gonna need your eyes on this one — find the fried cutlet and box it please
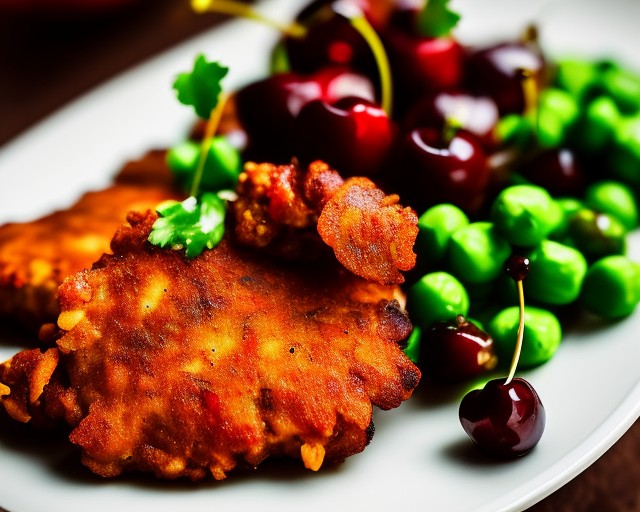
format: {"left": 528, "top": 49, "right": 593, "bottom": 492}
{"left": 0, "top": 150, "right": 181, "bottom": 330}
{"left": 0, "top": 211, "right": 419, "bottom": 479}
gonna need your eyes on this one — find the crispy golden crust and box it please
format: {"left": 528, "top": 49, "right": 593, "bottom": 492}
{"left": 230, "top": 160, "right": 418, "bottom": 285}
{"left": 1, "top": 212, "right": 419, "bottom": 480}
{"left": 317, "top": 177, "right": 419, "bottom": 286}
{"left": 0, "top": 151, "right": 181, "bottom": 329}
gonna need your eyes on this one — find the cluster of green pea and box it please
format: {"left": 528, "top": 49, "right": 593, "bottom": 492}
{"left": 499, "top": 57, "right": 640, "bottom": 167}
{"left": 406, "top": 180, "right": 640, "bottom": 372}
{"left": 404, "top": 57, "right": 640, "bottom": 373}
{"left": 556, "top": 58, "right": 640, "bottom": 184}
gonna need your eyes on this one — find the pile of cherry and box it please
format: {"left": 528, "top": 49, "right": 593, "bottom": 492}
{"left": 188, "top": 0, "right": 640, "bottom": 457}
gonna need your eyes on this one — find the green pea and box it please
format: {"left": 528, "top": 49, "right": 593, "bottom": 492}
{"left": 403, "top": 327, "right": 421, "bottom": 364}
{"left": 600, "top": 65, "right": 640, "bottom": 114}
{"left": 495, "top": 114, "right": 534, "bottom": 149}
{"left": 488, "top": 306, "right": 562, "bottom": 369}
{"left": 581, "top": 255, "right": 640, "bottom": 318}
{"left": 417, "top": 204, "right": 469, "bottom": 265}
{"left": 166, "top": 137, "right": 242, "bottom": 192}
{"left": 578, "top": 96, "right": 622, "bottom": 153}
{"left": 526, "top": 240, "right": 588, "bottom": 305}
{"left": 584, "top": 180, "right": 638, "bottom": 231}
{"left": 408, "top": 272, "right": 469, "bottom": 328}
{"left": 610, "top": 115, "right": 640, "bottom": 186}
{"left": 491, "top": 185, "right": 562, "bottom": 247}
{"left": 532, "top": 88, "right": 578, "bottom": 148}
{"left": 567, "top": 208, "right": 627, "bottom": 261}
{"left": 536, "top": 110, "right": 565, "bottom": 148}
{"left": 166, "top": 140, "right": 200, "bottom": 175}
{"left": 448, "top": 222, "right": 511, "bottom": 284}
{"left": 554, "top": 58, "right": 599, "bottom": 104}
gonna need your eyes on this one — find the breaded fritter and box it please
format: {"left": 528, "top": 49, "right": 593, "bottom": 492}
{"left": 0, "top": 211, "right": 419, "bottom": 480}
{"left": 230, "top": 160, "right": 418, "bottom": 284}
{"left": 0, "top": 151, "right": 181, "bottom": 329}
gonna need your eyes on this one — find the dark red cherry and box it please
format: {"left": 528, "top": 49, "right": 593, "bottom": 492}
{"left": 402, "top": 90, "right": 500, "bottom": 150}
{"left": 517, "top": 148, "right": 586, "bottom": 197}
{"left": 465, "top": 41, "right": 546, "bottom": 115}
{"left": 421, "top": 315, "right": 497, "bottom": 382}
{"left": 293, "top": 96, "right": 394, "bottom": 177}
{"left": 394, "top": 127, "right": 489, "bottom": 214}
{"left": 459, "top": 377, "right": 545, "bottom": 457}
{"left": 235, "top": 68, "right": 375, "bottom": 162}
{"left": 385, "top": 33, "right": 463, "bottom": 111}
{"left": 505, "top": 254, "right": 531, "bottom": 282}
{"left": 283, "top": 0, "right": 379, "bottom": 77}
{"left": 382, "top": 2, "right": 464, "bottom": 112}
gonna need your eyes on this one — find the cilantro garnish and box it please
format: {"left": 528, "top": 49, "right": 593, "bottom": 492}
{"left": 173, "top": 54, "right": 229, "bottom": 119}
{"left": 148, "top": 55, "right": 233, "bottom": 260}
{"left": 417, "top": 0, "right": 461, "bottom": 39}
{"left": 148, "top": 194, "right": 227, "bottom": 259}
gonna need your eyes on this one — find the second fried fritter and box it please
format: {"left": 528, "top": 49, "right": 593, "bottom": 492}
{"left": 230, "top": 160, "right": 418, "bottom": 285}
{"left": 1, "top": 211, "right": 419, "bottom": 480}
{"left": 0, "top": 151, "right": 181, "bottom": 329}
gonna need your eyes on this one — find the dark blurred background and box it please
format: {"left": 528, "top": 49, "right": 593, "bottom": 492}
{"left": 0, "top": 1, "right": 639, "bottom": 510}
{"left": 0, "top": 0, "right": 225, "bottom": 148}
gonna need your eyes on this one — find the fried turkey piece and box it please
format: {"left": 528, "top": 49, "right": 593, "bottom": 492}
{"left": 0, "top": 211, "right": 419, "bottom": 480}
{"left": 0, "top": 150, "right": 181, "bottom": 330}
{"left": 230, "top": 160, "right": 419, "bottom": 286}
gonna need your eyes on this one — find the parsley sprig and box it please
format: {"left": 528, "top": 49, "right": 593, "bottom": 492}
{"left": 148, "top": 54, "right": 232, "bottom": 259}
{"left": 417, "top": 0, "right": 461, "bottom": 39}
{"left": 148, "top": 194, "right": 226, "bottom": 259}
{"left": 173, "top": 55, "right": 228, "bottom": 120}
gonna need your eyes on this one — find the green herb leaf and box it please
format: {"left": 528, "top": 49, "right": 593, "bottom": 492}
{"left": 173, "top": 54, "right": 229, "bottom": 119}
{"left": 417, "top": 0, "right": 461, "bottom": 38}
{"left": 148, "top": 193, "right": 227, "bottom": 258}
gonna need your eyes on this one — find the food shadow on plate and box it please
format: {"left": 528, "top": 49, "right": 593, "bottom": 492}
{"left": 0, "top": 406, "right": 347, "bottom": 489}
{"left": 0, "top": 319, "right": 39, "bottom": 349}
{"left": 439, "top": 436, "right": 533, "bottom": 468}
{"left": 409, "top": 371, "right": 505, "bottom": 410}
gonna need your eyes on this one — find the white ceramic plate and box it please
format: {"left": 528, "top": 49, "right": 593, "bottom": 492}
{"left": 1, "top": 0, "right": 640, "bottom": 511}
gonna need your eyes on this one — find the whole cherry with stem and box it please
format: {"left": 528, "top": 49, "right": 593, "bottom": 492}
{"left": 192, "top": 0, "right": 395, "bottom": 173}
{"left": 458, "top": 255, "right": 546, "bottom": 458}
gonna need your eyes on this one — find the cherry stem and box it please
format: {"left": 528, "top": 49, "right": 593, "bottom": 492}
{"left": 190, "top": 93, "right": 229, "bottom": 197}
{"left": 191, "top": 0, "right": 307, "bottom": 38}
{"left": 518, "top": 67, "right": 540, "bottom": 141}
{"left": 505, "top": 279, "right": 525, "bottom": 385}
{"left": 334, "top": 1, "right": 393, "bottom": 117}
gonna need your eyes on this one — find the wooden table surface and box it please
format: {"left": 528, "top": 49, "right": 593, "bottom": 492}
{"left": 1, "top": 1, "right": 639, "bottom": 510}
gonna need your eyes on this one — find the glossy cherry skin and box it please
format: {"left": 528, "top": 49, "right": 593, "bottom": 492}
{"left": 402, "top": 90, "right": 500, "bottom": 150}
{"left": 517, "top": 148, "right": 585, "bottom": 197}
{"left": 283, "top": 0, "right": 379, "bottom": 77}
{"left": 293, "top": 96, "right": 395, "bottom": 177}
{"left": 465, "top": 41, "right": 546, "bottom": 115}
{"left": 459, "top": 377, "right": 545, "bottom": 457}
{"left": 394, "top": 127, "right": 489, "bottom": 214}
{"left": 421, "top": 316, "right": 497, "bottom": 382}
{"left": 382, "top": 4, "right": 464, "bottom": 112}
{"left": 235, "top": 67, "right": 375, "bottom": 162}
